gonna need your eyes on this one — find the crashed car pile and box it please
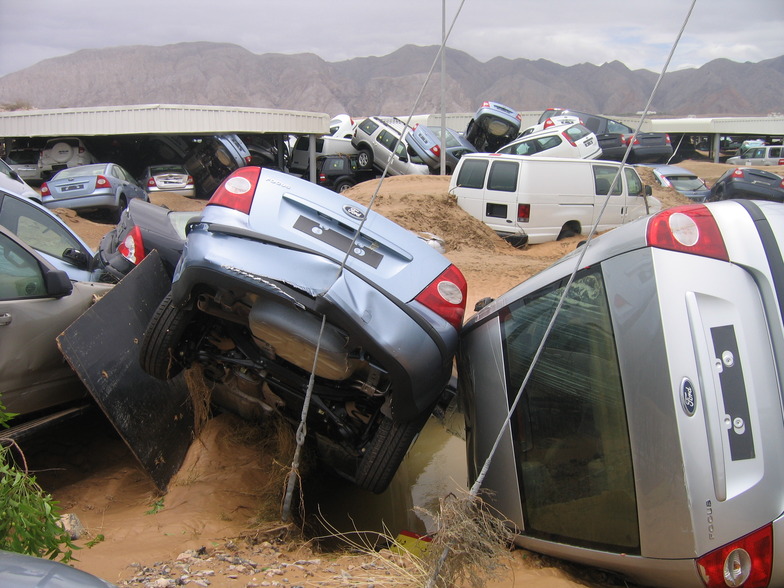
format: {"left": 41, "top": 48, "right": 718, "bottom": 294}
{"left": 2, "top": 99, "right": 782, "bottom": 588}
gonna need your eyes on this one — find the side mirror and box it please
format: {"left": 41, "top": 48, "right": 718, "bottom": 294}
{"left": 45, "top": 269, "right": 73, "bottom": 298}
{"left": 63, "top": 247, "right": 90, "bottom": 269}
{"left": 644, "top": 185, "right": 653, "bottom": 196}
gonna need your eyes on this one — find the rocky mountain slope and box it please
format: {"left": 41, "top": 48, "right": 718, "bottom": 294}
{"left": 0, "top": 42, "right": 781, "bottom": 116}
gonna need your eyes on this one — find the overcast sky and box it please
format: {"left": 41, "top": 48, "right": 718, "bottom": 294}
{"left": 0, "top": 0, "right": 782, "bottom": 78}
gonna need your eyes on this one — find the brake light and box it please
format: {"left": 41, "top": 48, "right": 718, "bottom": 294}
{"left": 414, "top": 264, "right": 467, "bottom": 330}
{"left": 318, "top": 173, "right": 327, "bottom": 183}
{"left": 732, "top": 168, "right": 745, "bottom": 179}
{"left": 147, "top": 177, "right": 157, "bottom": 188}
{"left": 186, "top": 175, "right": 194, "bottom": 186}
{"left": 431, "top": 144, "right": 441, "bottom": 157}
{"left": 562, "top": 130, "right": 577, "bottom": 146}
{"left": 697, "top": 524, "right": 772, "bottom": 588}
{"left": 543, "top": 118, "right": 555, "bottom": 129}
{"left": 665, "top": 134, "right": 672, "bottom": 145}
{"left": 78, "top": 146, "right": 85, "bottom": 154}
{"left": 117, "top": 225, "right": 146, "bottom": 265}
{"left": 40, "top": 183, "right": 50, "bottom": 197}
{"left": 244, "top": 155, "right": 252, "bottom": 164}
{"left": 482, "top": 101, "right": 490, "bottom": 108}
{"left": 646, "top": 204, "right": 728, "bottom": 261}
{"left": 778, "top": 159, "right": 784, "bottom": 167}
{"left": 517, "top": 203, "right": 530, "bottom": 222}
{"left": 95, "top": 175, "right": 110, "bottom": 187}
{"left": 622, "top": 134, "right": 640, "bottom": 145}
{"left": 207, "top": 166, "right": 261, "bottom": 214}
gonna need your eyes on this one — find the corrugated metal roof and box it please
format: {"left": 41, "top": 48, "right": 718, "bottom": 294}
{"left": 0, "top": 104, "right": 330, "bottom": 137}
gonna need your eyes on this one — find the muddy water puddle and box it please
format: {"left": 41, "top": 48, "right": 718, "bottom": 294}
{"left": 305, "top": 404, "right": 468, "bottom": 539}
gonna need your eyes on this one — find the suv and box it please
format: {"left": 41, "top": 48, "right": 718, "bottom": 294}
{"left": 538, "top": 108, "right": 672, "bottom": 163}
{"left": 37, "top": 137, "right": 96, "bottom": 180}
{"left": 316, "top": 154, "right": 376, "bottom": 192}
{"left": 183, "top": 134, "right": 251, "bottom": 197}
{"left": 727, "top": 144, "right": 784, "bottom": 166}
{"left": 351, "top": 116, "right": 430, "bottom": 176}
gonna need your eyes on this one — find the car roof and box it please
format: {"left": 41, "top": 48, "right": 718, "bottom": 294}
{"left": 653, "top": 165, "right": 697, "bottom": 176}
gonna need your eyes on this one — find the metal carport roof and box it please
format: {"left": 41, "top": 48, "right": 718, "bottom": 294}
{"left": 0, "top": 103, "right": 330, "bottom": 137}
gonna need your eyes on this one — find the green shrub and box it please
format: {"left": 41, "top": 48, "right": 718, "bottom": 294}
{"left": 0, "top": 400, "right": 77, "bottom": 561}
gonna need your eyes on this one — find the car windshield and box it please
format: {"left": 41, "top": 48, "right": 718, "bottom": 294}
{"left": 667, "top": 175, "right": 705, "bottom": 190}
{"left": 55, "top": 165, "right": 107, "bottom": 179}
{"left": 7, "top": 151, "right": 38, "bottom": 164}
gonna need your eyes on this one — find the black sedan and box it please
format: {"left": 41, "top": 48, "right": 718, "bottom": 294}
{"left": 709, "top": 167, "right": 784, "bottom": 202}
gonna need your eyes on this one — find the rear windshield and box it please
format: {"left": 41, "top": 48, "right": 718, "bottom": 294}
{"left": 501, "top": 266, "right": 639, "bottom": 553}
{"left": 7, "top": 151, "right": 38, "bottom": 165}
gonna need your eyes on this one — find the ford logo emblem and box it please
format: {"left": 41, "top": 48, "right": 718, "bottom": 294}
{"left": 680, "top": 378, "right": 697, "bottom": 417}
{"left": 343, "top": 205, "right": 366, "bottom": 220}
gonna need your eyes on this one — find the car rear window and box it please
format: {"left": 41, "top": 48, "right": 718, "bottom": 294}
{"left": 500, "top": 266, "right": 639, "bottom": 553}
{"left": 7, "top": 150, "right": 38, "bottom": 165}
{"left": 358, "top": 118, "right": 379, "bottom": 136}
{"left": 565, "top": 125, "right": 591, "bottom": 141}
{"left": 455, "top": 159, "right": 488, "bottom": 189}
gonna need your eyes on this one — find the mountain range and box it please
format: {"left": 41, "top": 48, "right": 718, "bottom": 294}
{"left": 0, "top": 42, "right": 782, "bottom": 117}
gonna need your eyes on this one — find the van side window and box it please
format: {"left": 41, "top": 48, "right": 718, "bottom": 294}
{"left": 488, "top": 161, "right": 518, "bottom": 192}
{"left": 770, "top": 147, "right": 781, "bottom": 158}
{"left": 455, "top": 159, "right": 488, "bottom": 189}
{"left": 593, "top": 165, "right": 623, "bottom": 196}
{"left": 500, "top": 266, "right": 639, "bottom": 553}
{"left": 624, "top": 168, "right": 644, "bottom": 196}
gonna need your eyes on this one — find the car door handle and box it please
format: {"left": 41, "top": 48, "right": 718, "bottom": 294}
{"left": 0, "top": 313, "right": 11, "bottom": 326}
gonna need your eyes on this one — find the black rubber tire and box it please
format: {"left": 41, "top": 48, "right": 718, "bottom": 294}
{"left": 139, "top": 292, "right": 195, "bottom": 380}
{"left": 335, "top": 180, "right": 354, "bottom": 193}
{"left": 354, "top": 415, "right": 426, "bottom": 494}
{"left": 113, "top": 196, "right": 128, "bottom": 224}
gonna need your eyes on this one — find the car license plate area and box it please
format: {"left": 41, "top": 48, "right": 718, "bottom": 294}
{"left": 61, "top": 184, "right": 84, "bottom": 192}
{"left": 711, "top": 324, "right": 754, "bottom": 461}
{"left": 293, "top": 216, "right": 383, "bottom": 268}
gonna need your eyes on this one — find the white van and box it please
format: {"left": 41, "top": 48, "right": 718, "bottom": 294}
{"left": 449, "top": 154, "right": 660, "bottom": 246}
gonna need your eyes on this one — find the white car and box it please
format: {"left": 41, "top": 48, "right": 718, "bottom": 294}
{"left": 496, "top": 123, "right": 601, "bottom": 160}
{"left": 38, "top": 137, "right": 96, "bottom": 180}
{"left": 0, "top": 157, "right": 40, "bottom": 202}
{"left": 329, "top": 114, "right": 356, "bottom": 138}
{"left": 519, "top": 114, "right": 583, "bottom": 137}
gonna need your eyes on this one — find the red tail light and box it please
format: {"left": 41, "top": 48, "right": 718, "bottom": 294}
{"left": 732, "top": 168, "right": 745, "bottom": 179}
{"left": 562, "top": 130, "right": 577, "bottom": 146}
{"left": 665, "top": 134, "right": 672, "bottom": 145}
{"left": 186, "top": 175, "right": 194, "bottom": 186}
{"left": 95, "top": 175, "right": 110, "bottom": 187}
{"left": 147, "top": 177, "right": 157, "bottom": 188}
{"left": 543, "top": 118, "right": 555, "bottom": 129}
{"left": 622, "top": 134, "right": 640, "bottom": 146}
{"left": 646, "top": 204, "right": 728, "bottom": 261}
{"left": 431, "top": 144, "right": 441, "bottom": 157}
{"left": 517, "top": 203, "right": 530, "bottom": 222}
{"left": 482, "top": 101, "right": 490, "bottom": 108}
{"left": 318, "top": 173, "right": 327, "bottom": 183}
{"left": 697, "top": 524, "right": 772, "bottom": 588}
{"left": 78, "top": 146, "right": 85, "bottom": 154}
{"left": 244, "top": 155, "right": 252, "bottom": 164}
{"left": 40, "top": 183, "right": 50, "bottom": 197}
{"left": 208, "top": 166, "right": 261, "bottom": 214}
{"left": 414, "top": 264, "right": 467, "bottom": 330}
{"left": 117, "top": 225, "right": 146, "bottom": 265}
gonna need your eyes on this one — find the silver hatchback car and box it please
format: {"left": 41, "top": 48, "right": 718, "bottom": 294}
{"left": 458, "top": 200, "right": 784, "bottom": 587}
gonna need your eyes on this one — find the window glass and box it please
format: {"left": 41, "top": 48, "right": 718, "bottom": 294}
{"left": 488, "top": 161, "right": 518, "bottom": 192}
{"left": 455, "top": 159, "right": 488, "bottom": 189}
{"left": 607, "top": 120, "right": 632, "bottom": 134}
{"left": 501, "top": 267, "right": 639, "bottom": 552}
{"left": 537, "top": 136, "right": 562, "bottom": 151}
{"left": 359, "top": 118, "right": 379, "bottom": 136}
{"left": 768, "top": 147, "right": 781, "bottom": 158}
{"left": 593, "top": 165, "right": 623, "bottom": 196}
{"left": 624, "top": 168, "right": 644, "bottom": 196}
{"left": 0, "top": 232, "right": 46, "bottom": 299}
{"left": 377, "top": 129, "right": 399, "bottom": 153}
{"left": 0, "top": 159, "right": 13, "bottom": 179}
{"left": 0, "top": 194, "right": 84, "bottom": 260}
{"left": 565, "top": 125, "right": 590, "bottom": 141}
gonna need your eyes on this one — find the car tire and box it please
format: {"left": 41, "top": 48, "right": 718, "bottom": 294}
{"left": 139, "top": 292, "right": 195, "bottom": 380}
{"left": 335, "top": 180, "right": 354, "bottom": 193}
{"left": 113, "top": 196, "right": 128, "bottom": 223}
{"left": 354, "top": 414, "right": 426, "bottom": 494}
{"left": 357, "top": 148, "right": 373, "bottom": 169}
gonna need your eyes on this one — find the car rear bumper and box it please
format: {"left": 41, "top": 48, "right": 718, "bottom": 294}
{"left": 171, "top": 228, "right": 456, "bottom": 422}
{"left": 43, "top": 190, "right": 117, "bottom": 211}
{"left": 146, "top": 186, "right": 195, "bottom": 198}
